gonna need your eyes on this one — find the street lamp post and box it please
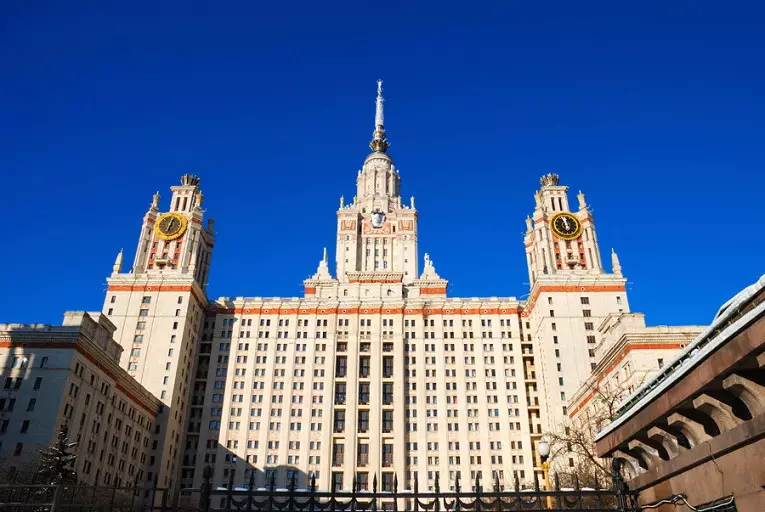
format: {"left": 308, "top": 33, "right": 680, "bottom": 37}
{"left": 536, "top": 438, "right": 553, "bottom": 510}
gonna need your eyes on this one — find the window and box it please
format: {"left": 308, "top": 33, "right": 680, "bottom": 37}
{"left": 332, "top": 472, "right": 343, "bottom": 492}
{"left": 584, "top": 322, "right": 594, "bottom": 331}
{"left": 658, "top": 358, "right": 664, "bottom": 369}
{"left": 382, "top": 410, "right": 393, "bottom": 433}
{"left": 27, "top": 398, "right": 36, "bottom": 411}
{"left": 333, "top": 410, "right": 345, "bottom": 433}
{"left": 334, "top": 383, "right": 346, "bottom": 405}
{"left": 110, "top": 296, "right": 116, "bottom": 303}
{"left": 332, "top": 442, "right": 344, "bottom": 466}
{"left": 582, "top": 310, "right": 592, "bottom": 317}
{"left": 358, "top": 410, "right": 369, "bottom": 433}
{"left": 580, "top": 297, "right": 589, "bottom": 305}
{"left": 357, "top": 443, "right": 369, "bottom": 466}
{"left": 382, "top": 444, "right": 393, "bottom": 466}
{"left": 382, "top": 382, "right": 393, "bottom": 405}
{"left": 359, "top": 356, "right": 370, "bottom": 378}
{"left": 335, "top": 357, "right": 347, "bottom": 378}
{"left": 20, "top": 420, "right": 30, "bottom": 433}
{"left": 383, "top": 357, "right": 393, "bottom": 378}
{"left": 13, "top": 443, "right": 23, "bottom": 456}
{"left": 139, "top": 309, "right": 149, "bottom": 317}
{"left": 357, "top": 472, "right": 369, "bottom": 491}
{"left": 358, "top": 383, "right": 370, "bottom": 404}
{"left": 128, "top": 363, "right": 138, "bottom": 371}
{"left": 142, "top": 296, "right": 151, "bottom": 304}
{"left": 33, "top": 377, "right": 42, "bottom": 390}
{"left": 40, "top": 357, "right": 48, "bottom": 368}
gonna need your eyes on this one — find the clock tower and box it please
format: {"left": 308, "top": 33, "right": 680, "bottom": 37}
{"left": 522, "top": 173, "right": 630, "bottom": 438}
{"left": 523, "top": 173, "right": 605, "bottom": 284}
{"left": 102, "top": 175, "right": 214, "bottom": 493}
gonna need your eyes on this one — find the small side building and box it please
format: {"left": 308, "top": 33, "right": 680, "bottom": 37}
{"left": 595, "top": 275, "right": 765, "bottom": 512}
{"left": 569, "top": 312, "right": 703, "bottom": 425}
{"left": 0, "top": 311, "right": 164, "bottom": 486}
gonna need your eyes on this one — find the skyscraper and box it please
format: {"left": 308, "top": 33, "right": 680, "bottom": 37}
{"left": 104, "top": 81, "right": 629, "bottom": 493}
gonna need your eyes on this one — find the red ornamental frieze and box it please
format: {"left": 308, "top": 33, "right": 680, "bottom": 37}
{"left": 362, "top": 219, "right": 392, "bottom": 235}
{"left": 340, "top": 220, "right": 357, "bottom": 231}
{"left": 398, "top": 220, "right": 414, "bottom": 231}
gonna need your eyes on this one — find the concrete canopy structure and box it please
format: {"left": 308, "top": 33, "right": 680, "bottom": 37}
{"left": 595, "top": 274, "right": 765, "bottom": 511}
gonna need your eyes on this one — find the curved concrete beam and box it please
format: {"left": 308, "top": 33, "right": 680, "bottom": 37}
{"left": 612, "top": 450, "right": 644, "bottom": 479}
{"left": 692, "top": 393, "right": 741, "bottom": 432}
{"left": 667, "top": 412, "right": 712, "bottom": 447}
{"left": 647, "top": 426, "right": 686, "bottom": 459}
{"left": 627, "top": 439, "right": 663, "bottom": 467}
{"left": 723, "top": 373, "right": 765, "bottom": 417}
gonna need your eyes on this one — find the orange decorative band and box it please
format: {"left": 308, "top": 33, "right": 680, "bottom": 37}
{"left": 568, "top": 343, "right": 684, "bottom": 418}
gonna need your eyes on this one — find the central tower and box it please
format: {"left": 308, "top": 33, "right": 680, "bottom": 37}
{"left": 335, "top": 81, "right": 419, "bottom": 284}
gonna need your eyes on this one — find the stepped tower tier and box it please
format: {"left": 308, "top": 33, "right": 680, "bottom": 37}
{"left": 335, "top": 81, "right": 419, "bottom": 286}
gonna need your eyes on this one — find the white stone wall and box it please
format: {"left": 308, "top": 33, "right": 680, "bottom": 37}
{"left": 0, "top": 313, "right": 161, "bottom": 486}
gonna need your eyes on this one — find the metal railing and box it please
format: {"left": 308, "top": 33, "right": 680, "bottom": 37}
{"left": 0, "top": 467, "right": 638, "bottom": 512}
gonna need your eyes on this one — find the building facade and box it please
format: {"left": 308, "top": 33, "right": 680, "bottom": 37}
{"left": 0, "top": 311, "right": 162, "bottom": 486}
{"left": 564, "top": 313, "right": 702, "bottom": 472}
{"left": 99, "top": 82, "right": 646, "bottom": 494}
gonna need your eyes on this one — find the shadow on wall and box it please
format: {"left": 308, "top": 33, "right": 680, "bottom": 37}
{"left": 180, "top": 442, "right": 310, "bottom": 499}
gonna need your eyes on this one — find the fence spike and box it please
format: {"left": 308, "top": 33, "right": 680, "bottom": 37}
{"left": 533, "top": 472, "right": 540, "bottom": 492}
{"left": 394, "top": 473, "right": 398, "bottom": 493}
{"left": 414, "top": 472, "right": 419, "bottom": 494}
{"left": 311, "top": 473, "right": 316, "bottom": 492}
{"left": 594, "top": 472, "right": 600, "bottom": 491}
{"left": 290, "top": 471, "right": 297, "bottom": 492}
{"left": 249, "top": 470, "right": 255, "bottom": 490}
{"left": 514, "top": 473, "right": 519, "bottom": 492}
{"left": 353, "top": 474, "right": 358, "bottom": 493}
{"left": 474, "top": 474, "right": 480, "bottom": 493}
{"left": 270, "top": 471, "right": 276, "bottom": 491}
{"left": 554, "top": 472, "right": 560, "bottom": 491}
{"left": 373, "top": 473, "right": 378, "bottom": 493}
{"left": 455, "top": 472, "right": 460, "bottom": 494}
{"left": 573, "top": 473, "right": 579, "bottom": 490}
{"left": 494, "top": 474, "right": 500, "bottom": 492}
{"left": 435, "top": 471, "right": 440, "bottom": 493}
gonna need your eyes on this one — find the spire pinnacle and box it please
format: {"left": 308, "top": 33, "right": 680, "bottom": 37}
{"left": 611, "top": 248, "right": 623, "bottom": 277}
{"left": 112, "top": 249, "right": 124, "bottom": 275}
{"left": 369, "top": 80, "right": 390, "bottom": 153}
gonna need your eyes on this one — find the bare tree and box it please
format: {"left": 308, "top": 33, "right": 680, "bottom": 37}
{"left": 546, "top": 374, "right": 646, "bottom": 486}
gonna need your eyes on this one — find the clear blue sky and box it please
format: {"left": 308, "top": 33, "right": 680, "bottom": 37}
{"left": 2, "top": 2, "right": 763, "bottom": 326}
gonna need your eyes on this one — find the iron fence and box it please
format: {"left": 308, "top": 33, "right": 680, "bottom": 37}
{"left": 0, "top": 467, "right": 638, "bottom": 512}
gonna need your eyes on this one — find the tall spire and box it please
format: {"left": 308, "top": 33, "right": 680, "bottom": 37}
{"left": 369, "top": 79, "right": 390, "bottom": 153}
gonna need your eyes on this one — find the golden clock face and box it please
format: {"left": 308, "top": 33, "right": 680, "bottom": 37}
{"left": 550, "top": 212, "right": 582, "bottom": 240}
{"left": 154, "top": 212, "right": 188, "bottom": 241}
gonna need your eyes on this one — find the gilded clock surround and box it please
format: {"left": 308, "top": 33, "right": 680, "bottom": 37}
{"left": 550, "top": 212, "right": 582, "bottom": 240}
{"left": 154, "top": 212, "right": 188, "bottom": 241}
